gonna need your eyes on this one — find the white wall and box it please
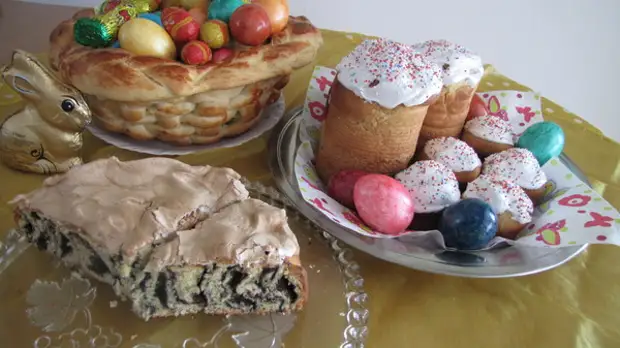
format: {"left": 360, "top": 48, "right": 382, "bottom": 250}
{"left": 11, "top": 0, "right": 620, "bottom": 142}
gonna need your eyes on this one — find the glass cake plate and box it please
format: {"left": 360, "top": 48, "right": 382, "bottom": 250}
{"left": 0, "top": 182, "right": 368, "bottom": 348}
{"left": 268, "top": 107, "right": 589, "bottom": 278}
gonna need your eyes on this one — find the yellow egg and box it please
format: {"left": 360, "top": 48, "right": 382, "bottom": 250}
{"left": 118, "top": 18, "right": 177, "bottom": 60}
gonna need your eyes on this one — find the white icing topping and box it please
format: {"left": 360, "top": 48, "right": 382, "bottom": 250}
{"left": 463, "top": 175, "right": 534, "bottom": 224}
{"left": 464, "top": 115, "right": 514, "bottom": 145}
{"left": 336, "top": 38, "right": 443, "bottom": 109}
{"left": 482, "top": 148, "right": 548, "bottom": 190}
{"left": 424, "top": 136, "right": 481, "bottom": 172}
{"left": 412, "top": 39, "right": 484, "bottom": 86}
{"left": 395, "top": 160, "right": 460, "bottom": 213}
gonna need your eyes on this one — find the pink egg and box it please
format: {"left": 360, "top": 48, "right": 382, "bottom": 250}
{"left": 327, "top": 170, "right": 369, "bottom": 209}
{"left": 353, "top": 174, "right": 415, "bottom": 235}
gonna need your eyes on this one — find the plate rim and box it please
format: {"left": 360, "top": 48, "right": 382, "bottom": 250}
{"left": 268, "top": 106, "right": 589, "bottom": 279}
{"left": 0, "top": 179, "right": 369, "bottom": 347}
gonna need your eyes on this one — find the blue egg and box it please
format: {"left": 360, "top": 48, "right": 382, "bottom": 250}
{"left": 138, "top": 12, "right": 163, "bottom": 27}
{"left": 517, "top": 121, "right": 565, "bottom": 166}
{"left": 111, "top": 41, "right": 121, "bottom": 48}
{"left": 439, "top": 198, "right": 498, "bottom": 250}
{"left": 208, "top": 0, "right": 246, "bottom": 23}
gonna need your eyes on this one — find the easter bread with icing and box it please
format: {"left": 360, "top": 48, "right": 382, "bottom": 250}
{"left": 315, "top": 39, "right": 442, "bottom": 183}
{"left": 49, "top": 9, "right": 323, "bottom": 145}
{"left": 461, "top": 115, "right": 514, "bottom": 156}
{"left": 11, "top": 157, "right": 308, "bottom": 320}
{"left": 412, "top": 40, "right": 485, "bottom": 148}
{"left": 419, "top": 136, "right": 482, "bottom": 183}
{"left": 482, "top": 148, "right": 548, "bottom": 203}
{"left": 463, "top": 175, "right": 534, "bottom": 239}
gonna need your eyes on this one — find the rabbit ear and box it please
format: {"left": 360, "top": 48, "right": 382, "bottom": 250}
{"left": 1, "top": 50, "right": 55, "bottom": 98}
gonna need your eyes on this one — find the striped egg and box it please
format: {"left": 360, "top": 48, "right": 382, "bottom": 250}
{"left": 162, "top": 7, "right": 200, "bottom": 43}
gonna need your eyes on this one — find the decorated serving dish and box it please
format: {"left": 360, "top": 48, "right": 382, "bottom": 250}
{"left": 48, "top": 0, "right": 323, "bottom": 146}
{"left": 0, "top": 179, "right": 368, "bottom": 347}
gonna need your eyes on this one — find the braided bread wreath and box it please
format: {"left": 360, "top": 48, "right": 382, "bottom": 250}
{"left": 49, "top": 9, "right": 323, "bottom": 145}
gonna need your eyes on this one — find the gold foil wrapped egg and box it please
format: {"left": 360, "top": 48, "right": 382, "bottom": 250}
{"left": 200, "top": 20, "right": 230, "bottom": 49}
{"left": 118, "top": 18, "right": 177, "bottom": 60}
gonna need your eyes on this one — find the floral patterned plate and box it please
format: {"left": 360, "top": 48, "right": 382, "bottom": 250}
{"left": 268, "top": 107, "right": 590, "bottom": 278}
{"left": 0, "top": 182, "right": 368, "bottom": 347}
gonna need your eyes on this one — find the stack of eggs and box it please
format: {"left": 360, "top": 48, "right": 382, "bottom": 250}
{"left": 73, "top": 0, "right": 290, "bottom": 65}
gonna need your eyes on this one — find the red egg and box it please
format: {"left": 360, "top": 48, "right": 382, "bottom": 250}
{"left": 353, "top": 174, "right": 415, "bottom": 235}
{"left": 327, "top": 170, "right": 369, "bottom": 209}
{"left": 181, "top": 40, "right": 212, "bottom": 65}
{"left": 162, "top": 7, "right": 201, "bottom": 43}
{"left": 467, "top": 94, "right": 488, "bottom": 122}
{"left": 229, "top": 4, "right": 272, "bottom": 46}
{"left": 212, "top": 47, "right": 235, "bottom": 63}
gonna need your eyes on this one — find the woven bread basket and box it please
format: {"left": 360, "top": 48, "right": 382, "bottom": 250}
{"left": 49, "top": 9, "right": 323, "bottom": 145}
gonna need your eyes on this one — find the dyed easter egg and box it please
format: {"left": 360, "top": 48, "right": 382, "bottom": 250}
{"left": 188, "top": 7, "right": 207, "bottom": 24}
{"left": 467, "top": 94, "right": 488, "bottom": 122}
{"left": 212, "top": 47, "right": 235, "bottom": 63}
{"left": 162, "top": 7, "right": 201, "bottom": 43}
{"left": 181, "top": 40, "right": 213, "bottom": 65}
{"left": 229, "top": 4, "right": 271, "bottom": 46}
{"left": 208, "top": 0, "right": 246, "bottom": 23}
{"left": 138, "top": 11, "right": 163, "bottom": 27}
{"left": 252, "top": 0, "right": 289, "bottom": 33}
{"left": 118, "top": 18, "right": 177, "bottom": 60}
{"left": 327, "top": 170, "right": 369, "bottom": 209}
{"left": 439, "top": 198, "right": 497, "bottom": 250}
{"left": 200, "top": 20, "right": 230, "bottom": 49}
{"left": 516, "top": 121, "right": 565, "bottom": 166}
{"left": 353, "top": 174, "right": 415, "bottom": 235}
{"left": 111, "top": 41, "right": 121, "bottom": 48}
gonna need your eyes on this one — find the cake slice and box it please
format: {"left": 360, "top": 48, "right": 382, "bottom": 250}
{"left": 10, "top": 157, "right": 307, "bottom": 320}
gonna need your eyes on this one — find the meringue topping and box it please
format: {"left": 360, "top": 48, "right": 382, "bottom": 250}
{"left": 10, "top": 157, "right": 300, "bottom": 267}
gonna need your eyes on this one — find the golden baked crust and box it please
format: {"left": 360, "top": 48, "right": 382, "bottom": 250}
{"left": 49, "top": 9, "right": 323, "bottom": 102}
{"left": 315, "top": 78, "right": 435, "bottom": 183}
{"left": 417, "top": 83, "right": 477, "bottom": 149}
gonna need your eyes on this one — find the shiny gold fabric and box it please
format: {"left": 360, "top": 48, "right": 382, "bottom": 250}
{"left": 1, "top": 30, "right": 619, "bottom": 347}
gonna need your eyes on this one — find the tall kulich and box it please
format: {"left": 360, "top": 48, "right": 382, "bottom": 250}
{"left": 315, "top": 38, "right": 443, "bottom": 184}
{"left": 412, "top": 39, "right": 485, "bottom": 149}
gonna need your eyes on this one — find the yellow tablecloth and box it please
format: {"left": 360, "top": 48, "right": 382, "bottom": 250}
{"left": 2, "top": 30, "right": 620, "bottom": 347}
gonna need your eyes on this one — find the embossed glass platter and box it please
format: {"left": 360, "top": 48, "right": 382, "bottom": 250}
{"left": 268, "top": 107, "right": 589, "bottom": 278}
{"left": 0, "top": 183, "right": 368, "bottom": 347}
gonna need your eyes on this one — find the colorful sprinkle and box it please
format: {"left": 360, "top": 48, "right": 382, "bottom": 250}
{"left": 424, "top": 137, "right": 481, "bottom": 172}
{"left": 410, "top": 39, "right": 484, "bottom": 87}
{"left": 464, "top": 115, "right": 515, "bottom": 145}
{"left": 395, "top": 160, "right": 460, "bottom": 213}
{"left": 463, "top": 175, "right": 534, "bottom": 224}
{"left": 482, "top": 148, "right": 547, "bottom": 190}
{"left": 336, "top": 38, "right": 443, "bottom": 109}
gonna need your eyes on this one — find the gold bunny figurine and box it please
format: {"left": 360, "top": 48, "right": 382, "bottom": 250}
{"left": 0, "top": 50, "right": 92, "bottom": 174}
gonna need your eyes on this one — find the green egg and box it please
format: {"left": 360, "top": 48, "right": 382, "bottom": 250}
{"left": 517, "top": 121, "right": 565, "bottom": 166}
{"left": 208, "top": 0, "right": 246, "bottom": 23}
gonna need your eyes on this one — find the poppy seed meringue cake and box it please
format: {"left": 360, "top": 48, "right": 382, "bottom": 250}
{"left": 10, "top": 157, "right": 307, "bottom": 320}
